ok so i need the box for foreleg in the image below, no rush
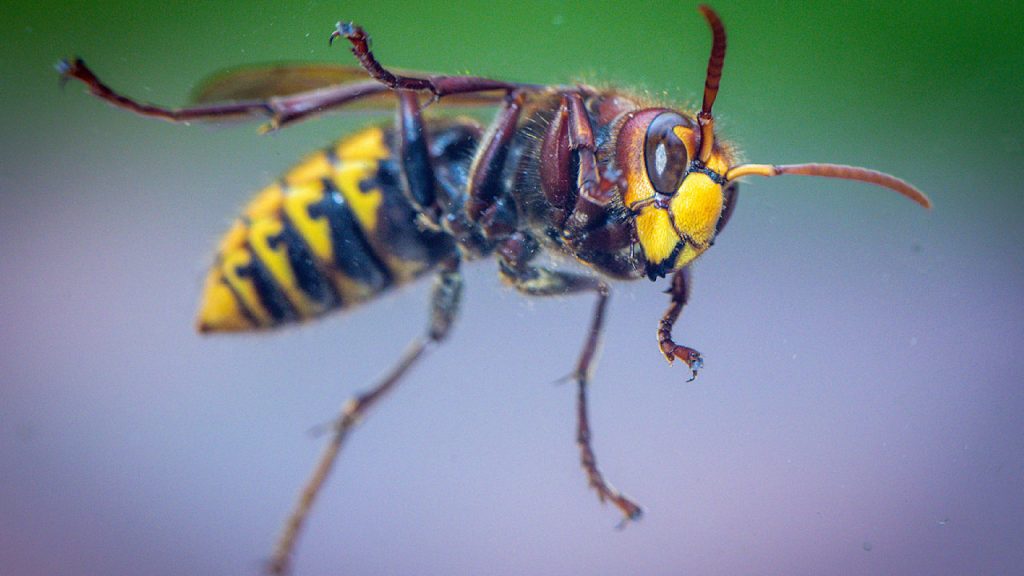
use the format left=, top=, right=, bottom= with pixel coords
left=658, top=268, right=704, bottom=381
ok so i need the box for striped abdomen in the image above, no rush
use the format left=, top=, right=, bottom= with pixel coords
left=196, top=124, right=473, bottom=332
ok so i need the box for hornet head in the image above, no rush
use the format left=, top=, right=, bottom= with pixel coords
left=615, top=5, right=931, bottom=280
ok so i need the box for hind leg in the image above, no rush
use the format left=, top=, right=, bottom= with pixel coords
left=269, top=257, right=462, bottom=575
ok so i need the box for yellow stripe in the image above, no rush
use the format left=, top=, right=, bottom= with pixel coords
left=281, top=178, right=379, bottom=305
left=217, top=219, right=249, bottom=255
left=283, top=150, right=333, bottom=186
left=335, top=127, right=389, bottom=161
left=283, top=180, right=334, bottom=265
left=195, top=270, right=255, bottom=333
left=247, top=218, right=318, bottom=318
left=219, top=250, right=272, bottom=326
left=330, top=160, right=383, bottom=234
left=244, top=182, right=285, bottom=220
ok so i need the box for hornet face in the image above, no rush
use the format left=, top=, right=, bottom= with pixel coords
left=617, top=108, right=736, bottom=279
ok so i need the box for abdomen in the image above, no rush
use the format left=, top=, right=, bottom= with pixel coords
left=196, top=125, right=465, bottom=332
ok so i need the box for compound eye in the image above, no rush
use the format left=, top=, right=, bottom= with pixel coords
left=643, top=112, right=691, bottom=195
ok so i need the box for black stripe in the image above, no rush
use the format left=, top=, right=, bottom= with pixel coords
left=307, top=177, right=392, bottom=291
left=687, top=162, right=727, bottom=185
left=365, top=160, right=458, bottom=267
left=645, top=241, right=684, bottom=281
left=218, top=275, right=261, bottom=327
left=274, top=212, right=342, bottom=309
left=235, top=245, right=298, bottom=324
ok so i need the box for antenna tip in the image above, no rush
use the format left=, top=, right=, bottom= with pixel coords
left=698, top=5, right=721, bottom=24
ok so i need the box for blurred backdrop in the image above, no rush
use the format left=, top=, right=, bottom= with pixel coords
left=3, top=1, right=1023, bottom=575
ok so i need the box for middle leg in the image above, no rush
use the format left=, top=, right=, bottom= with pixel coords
left=498, top=233, right=643, bottom=522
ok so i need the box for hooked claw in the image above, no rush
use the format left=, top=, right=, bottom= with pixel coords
left=55, top=58, right=77, bottom=89
left=662, top=343, right=703, bottom=381
left=329, top=21, right=359, bottom=46
left=613, top=508, right=643, bottom=530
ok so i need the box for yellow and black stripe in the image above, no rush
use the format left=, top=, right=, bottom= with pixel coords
left=196, top=126, right=459, bottom=332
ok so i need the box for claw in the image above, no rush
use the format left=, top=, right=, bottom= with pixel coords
left=55, top=58, right=75, bottom=89
left=554, top=366, right=590, bottom=387
left=422, top=91, right=442, bottom=110
left=684, top=351, right=703, bottom=382
left=257, top=116, right=282, bottom=134
left=552, top=372, right=576, bottom=386
left=611, top=497, right=644, bottom=528
left=682, top=352, right=703, bottom=381
left=614, top=509, right=644, bottom=530
left=329, top=21, right=357, bottom=46
left=662, top=342, right=703, bottom=381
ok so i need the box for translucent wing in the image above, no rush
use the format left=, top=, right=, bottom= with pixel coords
left=192, top=64, right=376, bottom=102
left=191, top=63, right=507, bottom=110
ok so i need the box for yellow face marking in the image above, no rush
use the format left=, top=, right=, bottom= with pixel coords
left=219, top=250, right=272, bottom=327
left=666, top=152, right=730, bottom=269
left=634, top=149, right=733, bottom=271
left=670, top=173, right=723, bottom=248
left=636, top=206, right=679, bottom=267
left=247, top=218, right=318, bottom=318
left=283, top=151, right=333, bottom=186
left=674, top=244, right=703, bottom=271
left=335, top=127, right=389, bottom=162
left=331, top=160, right=383, bottom=233
left=672, top=125, right=698, bottom=165
left=624, top=169, right=654, bottom=208
left=624, top=125, right=699, bottom=210
left=195, top=270, right=254, bottom=333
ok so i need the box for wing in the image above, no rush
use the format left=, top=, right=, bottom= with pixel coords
left=192, top=63, right=381, bottom=102
left=191, top=63, right=508, bottom=111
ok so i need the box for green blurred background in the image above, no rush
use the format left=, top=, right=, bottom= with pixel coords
left=3, top=1, right=1023, bottom=575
